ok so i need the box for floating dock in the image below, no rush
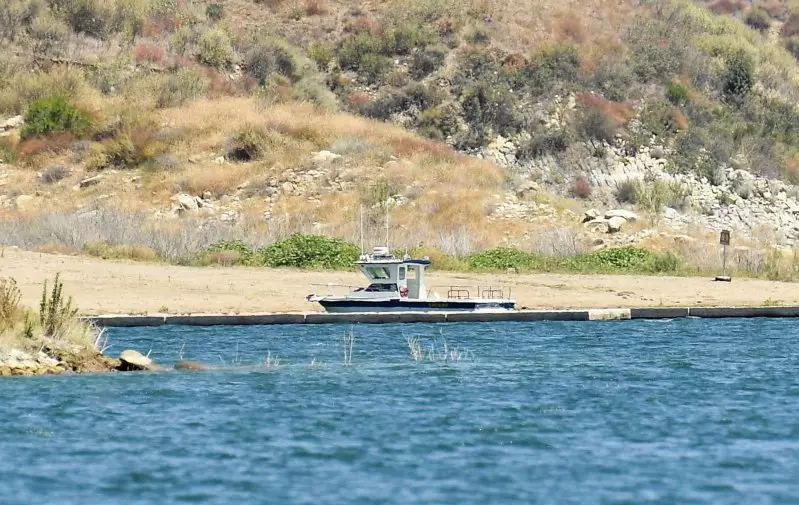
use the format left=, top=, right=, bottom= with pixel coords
left=82, top=306, right=799, bottom=327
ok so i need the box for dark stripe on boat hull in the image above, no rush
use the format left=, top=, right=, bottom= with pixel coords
left=318, top=299, right=515, bottom=313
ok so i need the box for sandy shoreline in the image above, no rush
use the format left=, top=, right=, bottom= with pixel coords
left=1, top=248, right=797, bottom=315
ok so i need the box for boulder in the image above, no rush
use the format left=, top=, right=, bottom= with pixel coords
left=311, top=150, right=342, bottom=164
left=582, top=209, right=600, bottom=223
left=607, top=216, right=627, bottom=233
left=605, top=209, right=639, bottom=222
left=15, top=194, right=34, bottom=210
left=174, top=360, right=205, bottom=371
left=79, top=175, right=103, bottom=188
left=2, top=115, right=23, bottom=130
left=172, top=193, right=200, bottom=211
left=584, top=218, right=609, bottom=233
left=516, top=181, right=538, bottom=198
left=118, top=350, right=156, bottom=371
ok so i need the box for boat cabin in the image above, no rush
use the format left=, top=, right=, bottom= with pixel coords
left=356, top=247, right=430, bottom=299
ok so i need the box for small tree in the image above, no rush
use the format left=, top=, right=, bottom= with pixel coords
left=39, top=273, right=78, bottom=339
left=722, top=50, right=754, bottom=104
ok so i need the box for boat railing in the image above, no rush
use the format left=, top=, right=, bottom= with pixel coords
left=429, top=285, right=512, bottom=300
left=309, top=283, right=361, bottom=295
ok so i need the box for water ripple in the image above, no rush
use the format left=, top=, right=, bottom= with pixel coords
left=2, top=318, right=799, bottom=504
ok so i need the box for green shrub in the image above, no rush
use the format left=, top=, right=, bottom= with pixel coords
left=626, top=18, right=686, bottom=83
left=576, top=108, right=617, bottom=143
left=170, top=26, right=196, bottom=55
left=517, top=132, right=569, bottom=160
left=291, top=75, right=339, bottom=111
left=614, top=179, right=637, bottom=204
left=156, top=67, right=209, bottom=108
left=645, top=251, right=680, bottom=273
left=227, top=124, right=277, bottom=161
left=786, top=37, right=799, bottom=61
left=563, top=247, right=651, bottom=271
left=0, top=277, right=21, bottom=332
left=468, top=247, right=545, bottom=271
left=245, top=43, right=301, bottom=84
left=0, top=137, right=18, bottom=164
left=409, top=44, right=447, bottom=79
left=666, top=81, right=690, bottom=105
left=21, top=95, right=92, bottom=139
left=307, top=42, right=334, bottom=70
left=743, top=8, right=770, bottom=32
left=29, top=11, right=70, bottom=54
left=206, top=3, right=224, bottom=22
left=459, top=81, right=519, bottom=135
left=516, top=43, right=580, bottom=95
left=196, top=28, right=235, bottom=69
left=722, top=49, right=754, bottom=104
left=258, top=234, right=359, bottom=269
left=362, top=82, right=444, bottom=119
left=39, top=273, right=78, bottom=339
left=415, top=102, right=460, bottom=140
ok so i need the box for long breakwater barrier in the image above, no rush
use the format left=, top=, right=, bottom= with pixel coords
left=82, top=306, right=799, bottom=327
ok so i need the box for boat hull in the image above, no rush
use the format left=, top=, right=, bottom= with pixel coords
left=317, top=299, right=515, bottom=313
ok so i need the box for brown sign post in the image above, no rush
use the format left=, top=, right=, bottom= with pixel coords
left=715, top=230, right=732, bottom=282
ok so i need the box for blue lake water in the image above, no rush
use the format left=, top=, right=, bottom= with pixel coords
left=1, top=319, right=799, bottom=504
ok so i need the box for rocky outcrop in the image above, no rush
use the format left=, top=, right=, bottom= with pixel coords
left=118, top=349, right=158, bottom=371
left=0, top=346, right=121, bottom=376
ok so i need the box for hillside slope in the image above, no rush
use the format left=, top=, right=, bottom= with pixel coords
left=2, top=0, right=799, bottom=276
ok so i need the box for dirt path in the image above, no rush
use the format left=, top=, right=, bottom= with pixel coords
left=1, top=248, right=797, bottom=315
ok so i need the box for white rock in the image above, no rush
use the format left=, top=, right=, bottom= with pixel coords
left=79, top=175, right=103, bottom=188
left=311, top=150, right=342, bottom=164
left=607, top=216, right=626, bottom=233
left=584, top=218, right=609, bottom=233
left=118, top=350, right=154, bottom=371
left=582, top=209, right=600, bottom=223
left=15, top=194, right=33, bottom=210
left=2, top=115, right=23, bottom=130
left=605, top=209, right=639, bottom=222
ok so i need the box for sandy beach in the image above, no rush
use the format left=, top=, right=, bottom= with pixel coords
left=0, top=247, right=796, bottom=315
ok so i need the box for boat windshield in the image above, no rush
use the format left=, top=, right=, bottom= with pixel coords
left=364, top=283, right=397, bottom=292
left=365, top=266, right=391, bottom=279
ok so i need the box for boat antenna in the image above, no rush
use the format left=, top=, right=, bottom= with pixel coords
left=359, top=204, right=364, bottom=255
left=385, top=206, right=390, bottom=251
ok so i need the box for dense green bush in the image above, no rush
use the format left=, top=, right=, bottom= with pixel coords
left=258, top=235, right=359, bottom=269
left=722, top=50, right=754, bottom=104
left=197, top=28, right=235, bottom=69
left=21, top=95, right=92, bottom=139
left=468, top=248, right=545, bottom=271
left=562, top=247, right=650, bottom=271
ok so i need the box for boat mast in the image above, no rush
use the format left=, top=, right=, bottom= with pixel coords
left=385, top=206, right=390, bottom=251
left=359, top=204, right=364, bottom=255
